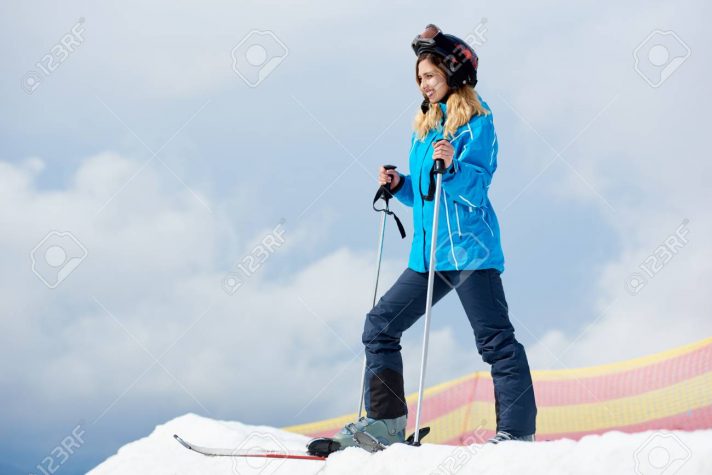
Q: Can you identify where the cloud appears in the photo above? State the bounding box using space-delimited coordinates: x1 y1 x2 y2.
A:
512 4 712 369
531 211 712 369
0 153 396 427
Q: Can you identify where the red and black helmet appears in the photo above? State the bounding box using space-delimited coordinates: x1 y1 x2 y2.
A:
412 24 478 89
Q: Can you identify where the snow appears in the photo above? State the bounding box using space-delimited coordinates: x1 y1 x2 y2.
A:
90 413 712 475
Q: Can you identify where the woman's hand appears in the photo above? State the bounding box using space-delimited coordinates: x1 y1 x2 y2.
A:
379 166 401 190
433 140 454 168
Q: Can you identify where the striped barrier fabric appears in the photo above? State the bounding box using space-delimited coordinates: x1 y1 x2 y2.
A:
285 336 712 443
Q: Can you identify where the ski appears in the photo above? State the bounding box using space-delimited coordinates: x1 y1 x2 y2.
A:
173 434 326 461
178 425 434 460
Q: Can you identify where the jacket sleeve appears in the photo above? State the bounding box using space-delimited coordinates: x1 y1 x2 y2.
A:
441 114 497 209
391 173 414 207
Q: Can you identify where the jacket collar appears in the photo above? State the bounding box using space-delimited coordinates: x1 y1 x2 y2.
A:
438 101 447 119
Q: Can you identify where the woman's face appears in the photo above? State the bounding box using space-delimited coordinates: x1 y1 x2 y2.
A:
417 58 448 103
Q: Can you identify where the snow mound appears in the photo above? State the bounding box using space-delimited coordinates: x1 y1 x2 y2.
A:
90 413 712 475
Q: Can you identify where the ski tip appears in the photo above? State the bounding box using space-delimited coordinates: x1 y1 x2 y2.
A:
173 434 191 450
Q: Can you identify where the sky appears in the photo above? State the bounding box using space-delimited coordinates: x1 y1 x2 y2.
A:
1 0 710 473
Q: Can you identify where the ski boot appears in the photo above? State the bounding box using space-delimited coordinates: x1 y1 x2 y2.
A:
487 431 536 444
307 415 407 457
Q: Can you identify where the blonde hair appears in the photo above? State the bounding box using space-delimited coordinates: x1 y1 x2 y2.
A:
413 53 489 140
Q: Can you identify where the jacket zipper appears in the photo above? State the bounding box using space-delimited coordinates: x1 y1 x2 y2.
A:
418 132 441 270
419 153 427 267
454 202 462 237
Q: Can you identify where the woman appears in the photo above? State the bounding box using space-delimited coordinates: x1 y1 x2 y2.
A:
311 24 537 455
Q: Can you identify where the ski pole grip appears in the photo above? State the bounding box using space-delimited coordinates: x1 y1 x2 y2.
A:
382 164 398 190
375 165 397 203
433 138 448 174
372 164 407 239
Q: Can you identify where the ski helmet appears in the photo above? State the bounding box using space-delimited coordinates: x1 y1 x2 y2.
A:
412 24 478 89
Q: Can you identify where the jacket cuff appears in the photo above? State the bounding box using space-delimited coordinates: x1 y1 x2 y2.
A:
442 161 457 181
390 173 406 195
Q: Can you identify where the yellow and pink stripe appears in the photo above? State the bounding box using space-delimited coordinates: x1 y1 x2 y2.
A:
285 336 712 443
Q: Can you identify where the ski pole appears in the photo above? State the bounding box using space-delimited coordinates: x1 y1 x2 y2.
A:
357 210 386 420
412 156 446 445
357 165 405 419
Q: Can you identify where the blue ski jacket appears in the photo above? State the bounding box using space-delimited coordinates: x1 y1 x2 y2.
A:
391 97 505 273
